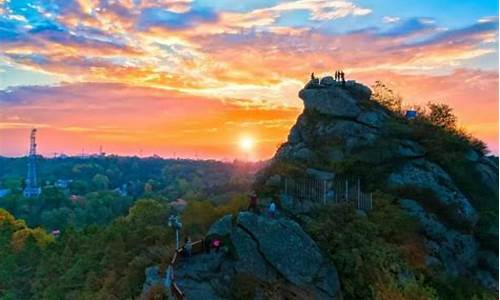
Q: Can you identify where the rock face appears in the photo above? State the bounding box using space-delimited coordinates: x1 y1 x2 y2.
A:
174 212 342 299
256 77 499 290
388 159 478 227
399 199 478 276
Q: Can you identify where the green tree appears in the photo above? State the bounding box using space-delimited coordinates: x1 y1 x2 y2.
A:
427 102 457 129
92 174 110 191
69 180 89 195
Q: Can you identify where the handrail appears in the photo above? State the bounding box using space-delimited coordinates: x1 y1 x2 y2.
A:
168 239 205 300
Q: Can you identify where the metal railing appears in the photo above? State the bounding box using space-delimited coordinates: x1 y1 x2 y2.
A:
168 239 205 300
282 175 373 211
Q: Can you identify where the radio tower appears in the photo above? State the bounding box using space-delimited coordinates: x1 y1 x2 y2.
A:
23 128 41 198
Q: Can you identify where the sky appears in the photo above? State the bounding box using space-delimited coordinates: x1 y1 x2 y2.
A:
0 0 498 160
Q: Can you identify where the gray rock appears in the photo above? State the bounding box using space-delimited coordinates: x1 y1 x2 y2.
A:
305 78 321 89
356 110 388 128
237 212 324 286
465 149 480 162
399 199 478 276
345 80 372 101
327 148 344 162
299 87 362 118
483 155 499 169
314 263 342 299
208 214 233 237
320 120 379 150
288 124 302 144
389 159 478 227
170 212 342 299
475 159 499 197
306 168 335 180
320 76 335 86
231 227 277 281
294 146 317 162
395 140 425 157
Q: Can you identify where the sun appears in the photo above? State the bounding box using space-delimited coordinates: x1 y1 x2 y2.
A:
239 136 255 152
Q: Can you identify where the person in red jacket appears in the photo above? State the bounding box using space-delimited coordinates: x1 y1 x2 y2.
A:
248 192 259 213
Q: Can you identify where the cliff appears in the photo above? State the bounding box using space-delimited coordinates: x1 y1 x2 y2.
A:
256 77 499 291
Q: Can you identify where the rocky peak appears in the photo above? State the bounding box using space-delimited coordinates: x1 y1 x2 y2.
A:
299 79 372 119
256 77 498 291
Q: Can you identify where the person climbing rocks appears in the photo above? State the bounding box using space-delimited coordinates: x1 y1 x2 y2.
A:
184 236 193 259
212 238 221 253
248 192 259 213
268 200 277 218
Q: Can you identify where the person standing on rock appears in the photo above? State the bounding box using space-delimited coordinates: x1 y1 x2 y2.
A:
311 72 315 80
184 236 193 259
268 201 277 219
248 192 259 213
341 71 346 86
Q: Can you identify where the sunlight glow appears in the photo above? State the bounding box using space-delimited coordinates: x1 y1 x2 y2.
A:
239 136 255 152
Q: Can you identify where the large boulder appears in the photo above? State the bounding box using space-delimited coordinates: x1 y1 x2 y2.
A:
388 159 478 227
207 214 233 237
237 212 324 285
345 80 372 101
320 76 335 86
299 86 362 118
171 212 342 299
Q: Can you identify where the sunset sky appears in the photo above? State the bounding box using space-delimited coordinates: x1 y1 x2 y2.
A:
0 0 498 160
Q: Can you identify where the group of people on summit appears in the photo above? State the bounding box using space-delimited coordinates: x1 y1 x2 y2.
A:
310 70 347 86
335 70 346 85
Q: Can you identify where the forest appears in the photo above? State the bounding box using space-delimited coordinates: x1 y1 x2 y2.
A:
0 156 261 299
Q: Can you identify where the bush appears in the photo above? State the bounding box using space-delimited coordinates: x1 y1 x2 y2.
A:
371 81 403 113
306 194 435 300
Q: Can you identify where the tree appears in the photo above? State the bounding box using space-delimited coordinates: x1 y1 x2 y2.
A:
69 180 89 195
41 186 67 209
371 81 403 112
427 102 457 129
92 174 110 191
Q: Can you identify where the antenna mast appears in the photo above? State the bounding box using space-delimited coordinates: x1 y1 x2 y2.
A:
23 128 41 197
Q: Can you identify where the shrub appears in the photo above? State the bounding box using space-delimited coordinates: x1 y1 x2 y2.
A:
306 194 435 300
371 81 403 113
427 102 457 130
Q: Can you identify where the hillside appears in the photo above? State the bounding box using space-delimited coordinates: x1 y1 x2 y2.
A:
140 78 498 300
253 77 498 298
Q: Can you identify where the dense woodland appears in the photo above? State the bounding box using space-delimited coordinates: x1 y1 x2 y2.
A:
0 157 259 299
0 156 262 230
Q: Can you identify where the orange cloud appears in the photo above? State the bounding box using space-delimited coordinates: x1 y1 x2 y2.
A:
0 83 300 159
